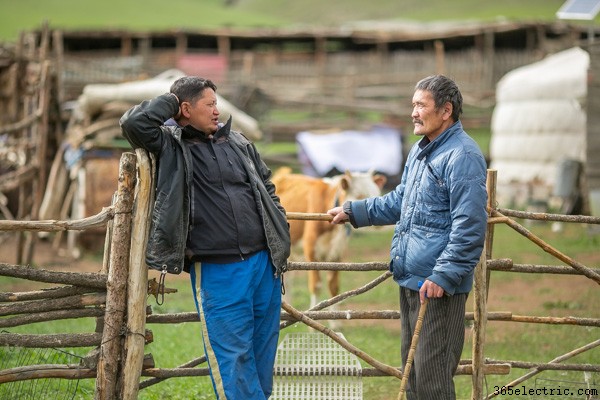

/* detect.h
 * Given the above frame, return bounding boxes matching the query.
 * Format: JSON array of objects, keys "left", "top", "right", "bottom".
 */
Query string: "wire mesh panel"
[
  {"left": 0, "top": 345, "right": 85, "bottom": 400},
  {"left": 532, "top": 376, "right": 600, "bottom": 399},
  {"left": 272, "top": 332, "right": 363, "bottom": 400}
]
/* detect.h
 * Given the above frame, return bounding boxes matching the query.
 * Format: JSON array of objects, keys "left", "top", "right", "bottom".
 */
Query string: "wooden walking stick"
[{"left": 398, "top": 283, "right": 429, "bottom": 400}]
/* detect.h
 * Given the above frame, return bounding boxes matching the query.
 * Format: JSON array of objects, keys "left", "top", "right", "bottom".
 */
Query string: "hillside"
[
  {"left": 237, "top": 0, "right": 567, "bottom": 25},
  {"left": 0, "top": 0, "right": 580, "bottom": 42}
]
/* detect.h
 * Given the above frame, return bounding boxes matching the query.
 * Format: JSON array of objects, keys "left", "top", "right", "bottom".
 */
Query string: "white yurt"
[{"left": 489, "top": 47, "right": 589, "bottom": 209}]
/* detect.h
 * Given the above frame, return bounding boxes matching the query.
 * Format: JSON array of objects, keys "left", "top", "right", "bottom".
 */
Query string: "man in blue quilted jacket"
[{"left": 328, "top": 74, "right": 488, "bottom": 400}]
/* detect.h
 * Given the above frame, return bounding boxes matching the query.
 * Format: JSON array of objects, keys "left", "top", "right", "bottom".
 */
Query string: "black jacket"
[{"left": 120, "top": 93, "right": 291, "bottom": 276}]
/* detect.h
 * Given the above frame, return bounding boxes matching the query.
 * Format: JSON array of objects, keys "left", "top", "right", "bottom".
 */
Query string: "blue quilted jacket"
[{"left": 348, "top": 121, "right": 488, "bottom": 295}]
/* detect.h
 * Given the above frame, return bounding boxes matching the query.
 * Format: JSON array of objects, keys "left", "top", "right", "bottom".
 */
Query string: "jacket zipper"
[{"left": 427, "top": 164, "right": 443, "bottom": 186}]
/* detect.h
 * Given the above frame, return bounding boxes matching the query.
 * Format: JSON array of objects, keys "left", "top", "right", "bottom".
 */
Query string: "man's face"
[
  {"left": 411, "top": 89, "right": 450, "bottom": 141},
  {"left": 183, "top": 88, "right": 220, "bottom": 134}
]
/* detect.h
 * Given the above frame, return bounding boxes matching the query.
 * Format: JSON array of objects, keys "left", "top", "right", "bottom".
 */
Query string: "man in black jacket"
[{"left": 120, "top": 76, "right": 291, "bottom": 399}]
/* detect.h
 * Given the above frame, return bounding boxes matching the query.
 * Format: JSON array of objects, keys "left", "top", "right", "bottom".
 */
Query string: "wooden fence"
[{"left": 0, "top": 150, "right": 599, "bottom": 399}]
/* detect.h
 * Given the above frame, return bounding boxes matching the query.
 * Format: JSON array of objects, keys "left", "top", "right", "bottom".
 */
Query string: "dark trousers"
[{"left": 399, "top": 287, "right": 467, "bottom": 400}]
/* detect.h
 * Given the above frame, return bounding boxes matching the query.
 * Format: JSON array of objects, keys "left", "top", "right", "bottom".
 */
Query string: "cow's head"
[{"left": 327, "top": 169, "right": 387, "bottom": 203}]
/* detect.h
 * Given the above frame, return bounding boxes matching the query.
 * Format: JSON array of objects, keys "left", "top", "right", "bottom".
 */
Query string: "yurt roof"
[{"left": 496, "top": 46, "right": 589, "bottom": 102}]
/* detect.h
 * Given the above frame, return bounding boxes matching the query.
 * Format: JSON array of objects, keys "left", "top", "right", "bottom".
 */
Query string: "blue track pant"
[{"left": 190, "top": 250, "right": 282, "bottom": 399}]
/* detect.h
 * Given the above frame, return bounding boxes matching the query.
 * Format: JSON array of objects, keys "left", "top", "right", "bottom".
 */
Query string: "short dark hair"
[
  {"left": 170, "top": 76, "right": 217, "bottom": 104},
  {"left": 415, "top": 75, "right": 463, "bottom": 122}
]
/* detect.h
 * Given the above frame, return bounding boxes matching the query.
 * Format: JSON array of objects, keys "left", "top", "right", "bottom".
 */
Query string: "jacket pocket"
[
  {"left": 405, "top": 225, "right": 448, "bottom": 277},
  {"left": 421, "top": 164, "right": 449, "bottom": 212}
]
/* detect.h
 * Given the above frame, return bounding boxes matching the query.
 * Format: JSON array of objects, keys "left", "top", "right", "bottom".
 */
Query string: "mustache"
[{"left": 413, "top": 119, "right": 423, "bottom": 125}]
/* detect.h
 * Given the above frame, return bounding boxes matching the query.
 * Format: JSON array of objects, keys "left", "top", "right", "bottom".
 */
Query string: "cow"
[{"left": 272, "top": 167, "right": 387, "bottom": 309}]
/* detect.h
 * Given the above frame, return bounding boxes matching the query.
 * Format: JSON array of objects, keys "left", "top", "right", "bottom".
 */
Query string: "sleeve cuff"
[{"left": 344, "top": 200, "right": 361, "bottom": 228}]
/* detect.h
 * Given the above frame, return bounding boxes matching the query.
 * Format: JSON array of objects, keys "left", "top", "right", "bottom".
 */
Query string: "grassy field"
[
  {"left": 0, "top": 0, "right": 587, "bottom": 43},
  {"left": 0, "top": 220, "right": 598, "bottom": 399}
]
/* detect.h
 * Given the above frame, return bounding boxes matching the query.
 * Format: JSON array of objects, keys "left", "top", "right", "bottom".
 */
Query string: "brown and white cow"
[{"left": 272, "top": 167, "right": 386, "bottom": 308}]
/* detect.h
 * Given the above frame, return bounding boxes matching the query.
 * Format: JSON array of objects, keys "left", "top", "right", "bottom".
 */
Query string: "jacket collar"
[
  {"left": 214, "top": 115, "right": 233, "bottom": 139},
  {"left": 180, "top": 116, "right": 233, "bottom": 143},
  {"left": 416, "top": 120, "right": 463, "bottom": 161}
]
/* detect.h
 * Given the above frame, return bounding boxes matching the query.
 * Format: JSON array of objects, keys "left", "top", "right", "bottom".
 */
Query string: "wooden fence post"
[
  {"left": 471, "top": 246, "right": 488, "bottom": 400},
  {"left": 471, "top": 169, "right": 495, "bottom": 399},
  {"left": 94, "top": 152, "right": 136, "bottom": 400},
  {"left": 120, "top": 150, "right": 155, "bottom": 399},
  {"left": 485, "top": 170, "right": 497, "bottom": 298}
]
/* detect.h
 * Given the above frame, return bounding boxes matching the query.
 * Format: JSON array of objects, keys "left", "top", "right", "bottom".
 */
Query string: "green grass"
[
  {"left": 0, "top": 0, "right": 283, "bottom": 43},
  {"left": 255, "top": 141, "right": 297, "bottom": 155},
  {"left": 491, "top": 221, "right": 600, "bottom": 265},
  {"left": 0, "top": 0, "right": 592, "bottom": 43},
  {"left": 239, "top": 0, "right": 568, "bottom": 24}
]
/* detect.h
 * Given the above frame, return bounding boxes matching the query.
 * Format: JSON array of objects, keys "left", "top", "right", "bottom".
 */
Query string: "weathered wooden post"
[
  {"left": 120, "top": 149, "right": 155, "bottom": 399},
  {"left": 471, "top": 245, "right": 488, "bottom": 400},
  {"left": 94, "top": 152, "right": 136, "bottom": 400},
  {"left": 471, "top": 169, "right": 495, "bottom": 399},
  {"left": 485, "top": 170, "right": 497, "bottom": 298}
]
